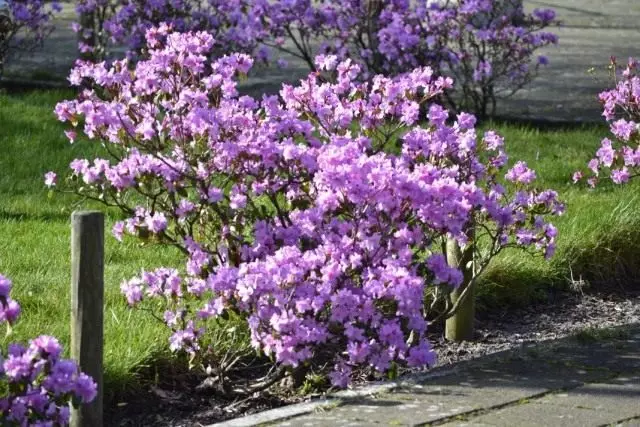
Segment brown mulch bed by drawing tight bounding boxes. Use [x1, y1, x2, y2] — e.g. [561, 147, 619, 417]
[106, 291, 640, 426]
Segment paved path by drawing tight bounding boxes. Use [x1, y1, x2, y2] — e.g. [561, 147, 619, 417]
[3, 1, 640, 122]
[217, 325, 640, 427]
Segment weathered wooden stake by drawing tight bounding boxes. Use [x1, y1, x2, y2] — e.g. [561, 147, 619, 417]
[71, 211, 104, 427]
[445, 238, 475, 342]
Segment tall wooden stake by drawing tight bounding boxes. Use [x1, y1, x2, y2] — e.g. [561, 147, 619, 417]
[71, 211, 104, 427]
[445, 238, 475, 342]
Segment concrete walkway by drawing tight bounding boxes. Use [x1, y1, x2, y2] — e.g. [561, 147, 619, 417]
[3, 1, 640, 122]
[217, 325, 640, 427]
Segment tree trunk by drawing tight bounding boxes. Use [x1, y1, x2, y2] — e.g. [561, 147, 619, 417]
[445, 237, 475, 342]
[365, 0, 385, 73]
[78, 9, 96, 61]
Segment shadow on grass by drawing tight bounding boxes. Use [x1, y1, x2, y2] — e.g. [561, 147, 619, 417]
[484, 115, 608, 131]
[0, 209, 70, 223]
[0, 80, 71, 93]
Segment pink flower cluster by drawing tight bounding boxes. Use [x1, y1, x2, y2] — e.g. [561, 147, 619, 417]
[50, 28, 562, 388]
[0, 274, 97, 425]
[576, 58, 640, 186]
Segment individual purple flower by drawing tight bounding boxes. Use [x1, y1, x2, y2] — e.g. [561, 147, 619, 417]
[328, 362, 351, 388]
[145, 212, 167, 233]
[64, 129, 77, 143]
[428, 104, 449, 126]
[112, 221, 125, 241]
[406, 340, 437, 367]
[506, 161, 536, 184]
[596, 138, 616, 167]
[572, 171, 583, 183]
[120, 278, 144, 306]
[206, 187, 223, 204]
[0, 275, 12, 298]
[30, 336, 62, 359]
[611, 119, 636, 142]
[75, 373, 98, 403]
[44, 172, 57, 188]
[0, 299, 21, 324]
[611, 167, 630, 184]
[427, 254, 463, 287]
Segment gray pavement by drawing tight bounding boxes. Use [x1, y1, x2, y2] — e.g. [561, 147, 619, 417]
[3, 1, 640, 122]
[216, 324, 640, 427]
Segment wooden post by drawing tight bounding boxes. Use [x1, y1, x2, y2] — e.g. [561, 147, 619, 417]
[445, 237, 475, 342]
[71, 211, 104, 427]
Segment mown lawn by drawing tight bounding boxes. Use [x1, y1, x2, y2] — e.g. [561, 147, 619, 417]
[0, 89, 638, 398]
[479, 121, 640, 307]
[0, 89, 183, 399]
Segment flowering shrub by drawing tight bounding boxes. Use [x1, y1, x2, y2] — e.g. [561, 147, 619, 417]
[0, 0, 60, 77]
[0, 274, 97, 425]
[74, 0, 268, 60]
[262, 0, 558, 118]
[575, 58, 640, 187]
[48, 28, 562, 389]
[71, 1, 557, 117]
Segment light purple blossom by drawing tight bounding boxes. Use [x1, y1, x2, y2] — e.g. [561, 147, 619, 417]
[506, 161, 536, 184]
[579, 58, 640, 185]
[44, 172, 57, 187]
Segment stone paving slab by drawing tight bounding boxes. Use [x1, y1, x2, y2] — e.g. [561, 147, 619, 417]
[215, 325, 640, 427]
[444, 401, 631, 427]
[537, 380, 640, 414]
[444, 378, 640, 427]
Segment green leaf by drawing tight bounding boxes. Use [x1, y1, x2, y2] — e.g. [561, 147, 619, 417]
[388, 362, 398, 380]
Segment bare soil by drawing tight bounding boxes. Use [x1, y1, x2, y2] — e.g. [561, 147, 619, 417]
[106, 290, 640, 426]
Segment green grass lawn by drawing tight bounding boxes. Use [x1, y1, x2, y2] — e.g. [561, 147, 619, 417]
[0, 90, 183, 399]
[479, 122, 640, 307]
[0, 89, 639, 399]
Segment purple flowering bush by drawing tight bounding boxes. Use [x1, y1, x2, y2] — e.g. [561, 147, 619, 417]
[0, 274, 97, 424]
[0, 0, 60, 77]
[575, 58, 640, 187]
[48, 28, 562, 389]
[262, 0, 558, 118]
[73, 0, 114, 60]
[71, 1, 558, 117]
[74, 0, 269, 60]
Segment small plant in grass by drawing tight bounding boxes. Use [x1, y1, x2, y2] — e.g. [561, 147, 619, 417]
[0, 274, 97, 425]
[261, 0, 558, 118]
[575, 57, 640, 186]
[0, 0, 61, 78]
[47, 27, 562, 390]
